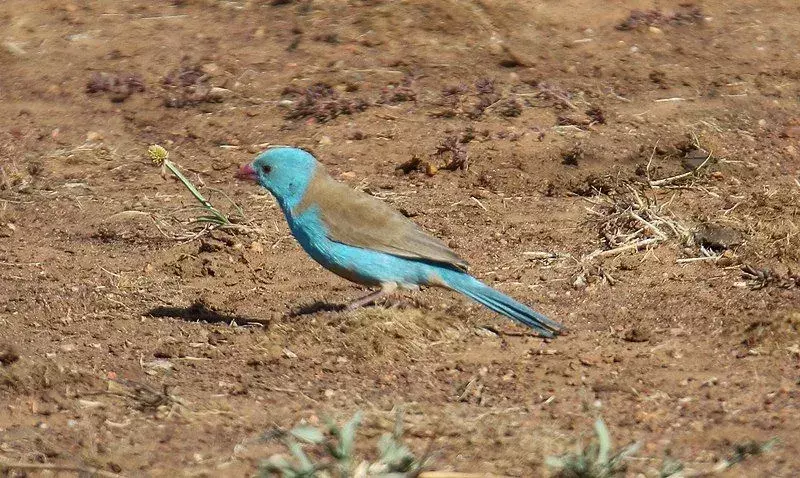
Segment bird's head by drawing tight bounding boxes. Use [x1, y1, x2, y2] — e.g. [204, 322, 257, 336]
[237, 146, 318, 209]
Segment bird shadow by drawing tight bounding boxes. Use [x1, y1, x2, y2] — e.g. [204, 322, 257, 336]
[286, 301, 345, 318]
[146, 301, 263, 326]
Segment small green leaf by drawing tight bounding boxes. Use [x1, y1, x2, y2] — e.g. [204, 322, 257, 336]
[288, 441, 314, 472]
[339, 411, 362, 457]
[594, 418, 612, 466]
[290, 425, 326, 444]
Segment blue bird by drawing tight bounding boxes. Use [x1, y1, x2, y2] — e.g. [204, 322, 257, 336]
[237, 147, 563, 338]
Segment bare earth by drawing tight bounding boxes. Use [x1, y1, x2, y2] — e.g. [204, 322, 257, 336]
[1, 0, 799, 476]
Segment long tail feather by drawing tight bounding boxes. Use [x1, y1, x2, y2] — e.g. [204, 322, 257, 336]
[441, 270, 563, 337]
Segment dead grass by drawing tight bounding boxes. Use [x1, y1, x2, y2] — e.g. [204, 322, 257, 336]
[328, 308, 468, 362]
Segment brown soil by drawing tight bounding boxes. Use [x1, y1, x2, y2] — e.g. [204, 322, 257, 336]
[1, 0, 799, 476]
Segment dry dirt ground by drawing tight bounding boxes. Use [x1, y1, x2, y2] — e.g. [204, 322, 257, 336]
[1, 0, 799, 476]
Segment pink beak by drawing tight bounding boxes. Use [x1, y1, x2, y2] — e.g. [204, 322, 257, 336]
[236, 163, 257, 182]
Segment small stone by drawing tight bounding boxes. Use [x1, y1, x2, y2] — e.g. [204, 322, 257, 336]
[249, 241, 264, 253]
[579, 354, 600, 366]
[681, 148, 710, 170]
[324, 389, 335, 399]
[572, 275, 587, 289]
[86, 131, 103, 142]
[207, 87, 232, 102]
[202, 63, 221, 76]
[694, 223, 743, 250]
[339, 171, 357, 180]
[318, 135, 332, 146]
[648, 26, 663, 34]
[60, 343, 76, 352]
[3, 41, 26, 56]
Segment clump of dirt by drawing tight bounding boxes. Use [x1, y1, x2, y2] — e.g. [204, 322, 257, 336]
[0, 342, 19, 366]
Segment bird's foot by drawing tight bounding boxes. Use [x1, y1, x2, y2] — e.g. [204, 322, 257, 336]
[345, 283, 398, 311]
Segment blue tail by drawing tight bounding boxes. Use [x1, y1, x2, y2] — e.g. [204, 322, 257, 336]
[440, 270, 563, 338]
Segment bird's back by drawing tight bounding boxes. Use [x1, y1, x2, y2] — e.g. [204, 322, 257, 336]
[292, 168, 469, 271]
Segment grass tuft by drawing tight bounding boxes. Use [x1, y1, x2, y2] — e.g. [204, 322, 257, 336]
[546, 418, 641, 478]
[259, 410, 431, 478]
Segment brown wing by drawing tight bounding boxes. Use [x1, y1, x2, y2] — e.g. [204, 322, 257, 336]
[295, 170, 468, 271]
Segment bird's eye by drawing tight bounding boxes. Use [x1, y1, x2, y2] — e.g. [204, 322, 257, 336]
[262, 164, 272, 174]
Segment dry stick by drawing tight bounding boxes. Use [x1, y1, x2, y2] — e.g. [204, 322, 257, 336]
[650, 151, 713, 187]
[470, 196, 488, 211]
[0, 458, 123, 478]
[628, 211, 668, 240]
[677, 256, 719, 264]
[586, 238, 661, 260]
[654, 97, 688, 102]
[266, 386, 319, 404]
[537, 85, 579, 110]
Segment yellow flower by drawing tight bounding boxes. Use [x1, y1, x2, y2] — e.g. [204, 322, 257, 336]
[148, 144, 169, 165]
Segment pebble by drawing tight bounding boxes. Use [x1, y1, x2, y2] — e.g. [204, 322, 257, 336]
[86, 131, 103, 142]
[249, 241, 264, 253]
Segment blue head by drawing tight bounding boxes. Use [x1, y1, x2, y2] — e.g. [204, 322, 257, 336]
[237, 147, 319, 210]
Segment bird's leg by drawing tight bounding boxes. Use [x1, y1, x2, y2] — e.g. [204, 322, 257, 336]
[346, 282, 398, 310]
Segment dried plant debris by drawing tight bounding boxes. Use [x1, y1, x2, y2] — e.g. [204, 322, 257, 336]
[584, 184, 690, 259]
[569, 174, 620, 197]
[283, 82, 368, 122]
[470, 77, 501, 118]
[498, 98, 522, 117]
[396, 135, 470, 176]
[162, 61, 228, 108]
[562, 145, 584, 166]
[86, 71, 145, 102]
[558, 107, 605, 128]
[434, 135, 469, 171]
[433, 79, 520, 118]
[741, 265, 800, 290]
[378, 76, 417, 104]
[536, 82, 579, 110]
[616, 5, 705, 31]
